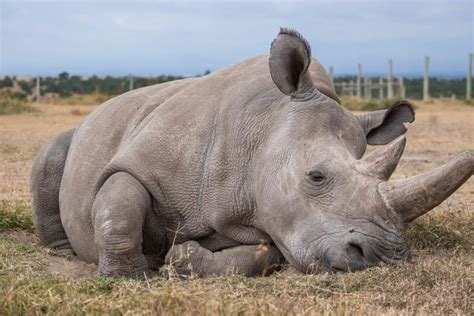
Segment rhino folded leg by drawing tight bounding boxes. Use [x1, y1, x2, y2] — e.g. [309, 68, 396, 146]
[162, 240, 284, 277]
[93, 172, 152, 277]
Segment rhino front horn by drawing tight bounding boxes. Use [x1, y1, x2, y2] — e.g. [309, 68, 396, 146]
[379, 152, 474, 222]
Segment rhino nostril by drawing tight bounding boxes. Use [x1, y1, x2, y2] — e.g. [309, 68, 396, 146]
[347, 242, 364, 258]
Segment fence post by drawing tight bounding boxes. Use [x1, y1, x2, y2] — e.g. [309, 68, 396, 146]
[379, 77, 384, 100]
[362, 77, 369, 99]
[423, 56, 430, 101]
[398, 76, 406, 98]
[329, 66, 334, 85]
[349, 80, 354, 96]
[356, 64, 362, 98]
[368, 78, 373, 99]
[387, 59, 393, 98]
[36, 76, 41, 102]
[363, 77, 369, 99]
[129, 74, 134, 91]
[467, 53, 472, 100]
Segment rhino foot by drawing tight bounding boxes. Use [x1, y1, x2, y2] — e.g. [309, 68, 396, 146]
[162, 240, 284, 277]
[98, 252, 149, 278]
[93, 172, 154, 278]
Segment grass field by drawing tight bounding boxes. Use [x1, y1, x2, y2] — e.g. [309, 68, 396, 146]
[0, 100, 473, 315]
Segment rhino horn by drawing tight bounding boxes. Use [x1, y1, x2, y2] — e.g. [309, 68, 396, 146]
[378, 152, 474, 222]
[356, 135, 406, 180]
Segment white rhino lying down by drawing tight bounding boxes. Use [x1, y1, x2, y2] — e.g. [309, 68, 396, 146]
[31, 28, 473, 277]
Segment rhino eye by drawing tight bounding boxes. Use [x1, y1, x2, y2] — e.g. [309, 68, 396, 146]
[308, 170, 326, 183]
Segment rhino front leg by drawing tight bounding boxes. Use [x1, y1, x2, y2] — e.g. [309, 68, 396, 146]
[93, 172, 151, 277]
[163, 241, 284, 277]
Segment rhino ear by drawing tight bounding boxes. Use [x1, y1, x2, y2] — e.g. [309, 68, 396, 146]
[269, 28, 316, 100]
[358, 100, 415, 145]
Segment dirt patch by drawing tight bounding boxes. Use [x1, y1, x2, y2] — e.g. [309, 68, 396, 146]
[1, 230, 98, 279]
[46, 256, 98, 279]
[1, 230, 37, 244]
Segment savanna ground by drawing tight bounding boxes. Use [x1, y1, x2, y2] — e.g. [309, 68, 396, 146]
[0, 99, 472, 315]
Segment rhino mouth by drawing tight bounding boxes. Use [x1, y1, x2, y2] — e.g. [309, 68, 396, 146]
[299, 231, 411, 274]
[326, 241, 411, 273]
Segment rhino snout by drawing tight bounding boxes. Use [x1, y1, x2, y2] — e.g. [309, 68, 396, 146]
[303, 231, 411, 274]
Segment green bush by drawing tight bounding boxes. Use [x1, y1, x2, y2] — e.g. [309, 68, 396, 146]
[0, 76, 14, 88]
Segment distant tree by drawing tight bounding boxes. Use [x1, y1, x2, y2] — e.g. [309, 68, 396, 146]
[17, 80, 34, 94]
[0, 76, 14, 88]
[58, 72, 70, 80]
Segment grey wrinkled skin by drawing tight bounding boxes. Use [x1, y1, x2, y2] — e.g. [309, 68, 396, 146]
[31, 28, 473, 277]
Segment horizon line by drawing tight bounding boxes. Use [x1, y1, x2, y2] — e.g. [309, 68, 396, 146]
[0, 72, 470, 80]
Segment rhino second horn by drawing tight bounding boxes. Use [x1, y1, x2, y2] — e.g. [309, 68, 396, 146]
[356, 135, 406, 180]
[378, 152, 474, 222]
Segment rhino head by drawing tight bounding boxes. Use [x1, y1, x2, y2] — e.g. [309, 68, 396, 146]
[253, 29, 473, 273]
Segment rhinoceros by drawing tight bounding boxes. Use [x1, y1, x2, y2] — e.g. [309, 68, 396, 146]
[31, 28, 473, 277]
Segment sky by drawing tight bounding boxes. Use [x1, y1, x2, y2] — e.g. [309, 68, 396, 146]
[0, 0, 473, 77]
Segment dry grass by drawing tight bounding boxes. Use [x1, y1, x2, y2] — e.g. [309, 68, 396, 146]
[0, 100, 472, 315]
[0, 95, 38, 115]
[340, 95, 399, 111]
[48, 93, 112, 106]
